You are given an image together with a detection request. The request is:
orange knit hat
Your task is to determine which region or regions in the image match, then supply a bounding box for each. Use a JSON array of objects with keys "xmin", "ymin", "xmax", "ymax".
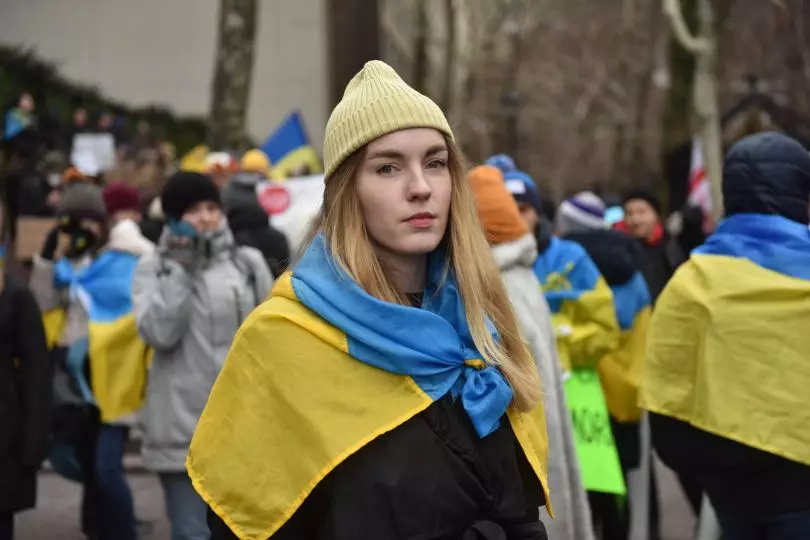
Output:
[{"xmin": 467, "ymin": 165, "xmax": 529, "ymax": 245}]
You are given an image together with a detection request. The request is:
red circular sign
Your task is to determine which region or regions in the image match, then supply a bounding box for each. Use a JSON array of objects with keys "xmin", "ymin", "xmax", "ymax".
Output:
[{"xmin": 258, "ymin": 183, "xmax": 292, "ymax": 215}]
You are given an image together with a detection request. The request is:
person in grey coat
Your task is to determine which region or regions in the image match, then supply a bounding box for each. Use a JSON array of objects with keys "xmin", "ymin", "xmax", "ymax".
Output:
[
  {"xmin": 469, "ymin": 165, "xmax": 595, "ymax": 540},
  {"xmin": 133, "ymin": 172, "xmax": 273, "ymax": 540}
]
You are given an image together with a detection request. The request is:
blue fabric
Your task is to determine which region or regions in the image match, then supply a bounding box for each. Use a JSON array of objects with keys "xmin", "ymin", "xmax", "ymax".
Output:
[
  {"xmin": 0, "ymin": 244, "xmax": 5, "ymax": 269},
  {"xmin": 291, "ymin": 233, "xmax": 512, "ymax": 438},
  {"xmin": 66, "ymin": 336, "xmax": 94, "ymax": 404},
  {"xmin": 3, "ymin": 108, "xmax": 31, "ymax": 140},
  {"xmin": 611, "ymin": 272, "xmax": 651, "ymax": 331},
  {"xmin": 694, "ymin": 214, "xmax": 810, "ymax": 281},
  {"xmin": 54, "ymin": 251, "xmax": 140, "ymax": 322},
  {"xmin": 95, "ymin": 425, "xmax": 137, "ymax": 540},
  {"xmin": 485, "ymin": 154, "xmax": 516, "ymax": 174},
  {"xmin": 259, "ymin": 110, "xmax": 314, "ymax": 164},
  {"xmin": 534, "ymin": 236, "xmax": 602, "ymax": 313}
]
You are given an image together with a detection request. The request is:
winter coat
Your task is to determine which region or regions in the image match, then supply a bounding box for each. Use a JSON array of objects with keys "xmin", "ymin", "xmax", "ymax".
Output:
[
  {"xmin": 228, "ymin": 204, "xmax": 290, "ymax": 279},
  {"xmin": 492, "ymin": 234, "xmax": 595, "ymax": 540},
  {"xmin": 29, "ymin": 220, "xmax": 155, "ymax": 425},
  {"xmin": 643, "ymin": 132, "xmax": 810, "ymax": 513},
  {"xmin": 221, "ymin": 171, "xmax": 265, "ymax": 214},
  {"xmin": 533, "ymin": 237, "xmax": 619, "ymax": 371},
  {"xmin": 133, "ymin": 223, "xmax": 273, "ymax": 472},
  {"xmin": 0, "ymin": 272, "xmax": 51, "ymax": 511},
  {"xmin": 565, "ymin": 230, "xmax": 652, "ymax": 423}
]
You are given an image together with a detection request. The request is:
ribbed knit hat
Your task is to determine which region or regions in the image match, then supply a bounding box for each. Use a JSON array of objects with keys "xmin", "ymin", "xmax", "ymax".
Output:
[
  {"xmin": 503, "ymin": 170, "xmax": 540, "ymax": 212},
  {"xmin": 468, "ymin": 165, "xmax": 529, "ymax": 245},
  {"xmin": 556, "ymin": 191, "xmax": 607, "ymax": 234},
  {"xmin": 102, "ymin": 182, "xmax": 141, "ymax": 216},
  {"xmin": 58, "ymin": 182, "xmax": 107, "ymax": 223},
  {"xmin": 161, "ymin": 171, "xmax": 221, "ymax": 222},
  {"xmin": 323, "ymin": 60, "xmax": 454, "ymax": 180}
]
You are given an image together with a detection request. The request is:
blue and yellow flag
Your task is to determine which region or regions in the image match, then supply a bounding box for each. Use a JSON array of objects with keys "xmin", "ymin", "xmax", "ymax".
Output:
[
  {"xmin": 534, "ymin": 237, "xmax": 619, "ymax": 370},
  {"xmin": 598, "ymin": 272, "xmax": 651, "ymax": 423},
  {"xmin": 642, "ymin": 213, "xmax": 810, "ymax": 467},
  {"xmin": 188, "ymin": 235, "xmax": 551, "ymax": 540},
  {"xmin": 53, "ymin": 251, "xmax": 150, "ymax": 423},
  {"xmin": 260, "ymin": 111, "xmax": 322, "ymax": 180}
]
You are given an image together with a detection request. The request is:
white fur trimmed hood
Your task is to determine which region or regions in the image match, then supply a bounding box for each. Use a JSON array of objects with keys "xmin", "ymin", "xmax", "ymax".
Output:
[{"xmin": 491, "ymin": 233, "xmax": 538, "ymax": 271}]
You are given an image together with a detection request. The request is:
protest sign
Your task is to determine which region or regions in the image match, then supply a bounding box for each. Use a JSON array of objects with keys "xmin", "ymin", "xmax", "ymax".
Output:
[{"xmin": 565, "ymin": 368, "xmax": 626, "ymax": 495}]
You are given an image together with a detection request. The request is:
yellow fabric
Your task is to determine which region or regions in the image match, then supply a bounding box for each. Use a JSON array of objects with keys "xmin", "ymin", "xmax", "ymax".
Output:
[
  {"xmin": 42, "ymin": 309, "xmax": 67, "ymax": 349},
  {"xmin": 269, "ymin": 145, "xmax": 322, "ymax": 180},
  {"xmin": 551, "ymin": 277, "xmax": 619, "ymax": 372},
  {"xmin": 641, "ymin": 255, "xmax": 810, "ymax": 466},
  {"xmin": 187, "ymin": 273, "xmax": 551, "ymax": 540},
  {"xmin": 467, "ymin": 165, "xmax": 529, "ymax": 245},
  {"xmin": 179, "ymin": 144, "xmax": 210, "ymax": 173},
  {"xmin": 240, "ymin": 149, "xmax": 272, "ymax": 178},
  {"xmin": 88, "ymin": 314, "xmax": 151, "ymax": 423},
  {"xmin": 323, "ymin": 60, "xmax": 454, "ymax": 180},
  {"xmin": 599, "ymin": 306, "xmax": 651, "ymax": 423}
]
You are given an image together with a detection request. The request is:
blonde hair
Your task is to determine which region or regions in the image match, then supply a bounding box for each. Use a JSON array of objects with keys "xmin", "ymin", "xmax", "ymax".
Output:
[{"xmin": 300, "ymin": 136, "xmax": 541, "ymax": 410}]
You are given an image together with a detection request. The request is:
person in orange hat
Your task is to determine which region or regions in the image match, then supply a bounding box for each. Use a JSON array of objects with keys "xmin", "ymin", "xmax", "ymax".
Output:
[{"xmin": 468, "ymin": 165, "xmax": 595, "ymax": 540}]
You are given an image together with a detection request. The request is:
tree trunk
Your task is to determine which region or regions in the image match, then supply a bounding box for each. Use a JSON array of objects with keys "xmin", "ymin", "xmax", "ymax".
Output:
[
  {"xmin": 441, "ymin": 0, "xmax": 457, "ymax": 112},
  {"xmin": 413, "ymin": 0, "xmax": 429, "ymax": 93},
  {"xmin": 207, "ymin": 0, "xmax": 259, "ymax": 151},
  {"xmin": 662, "ymin": 0, "xmax": 698, "ymax": 156},
  {"xmin": 327, "ymin": 0, "xmax": 380, "ymax": 108}
]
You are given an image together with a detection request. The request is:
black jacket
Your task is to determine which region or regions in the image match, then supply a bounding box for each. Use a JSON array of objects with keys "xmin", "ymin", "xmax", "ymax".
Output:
[
  {"xmin": 228, "ymin": 205, "xmax": 290, "ymax": 278},
  {"xmin": 564, "ymin": 229, "xmax": 642, "ymax": 287},
  {"xmin": 0, "ymin": 273, "xmax": 52, "ymax": 511},
  {"xmin": 209, "ymin": 396, "xmax": 548, "ymax": 540}
]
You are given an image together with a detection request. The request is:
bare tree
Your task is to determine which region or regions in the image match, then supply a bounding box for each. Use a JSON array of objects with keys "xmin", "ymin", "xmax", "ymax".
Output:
[
  {"xmin": 663, "ymin": 0, "xmax": 724, "ymax": 218},
  {"xmin": 207, "ymin": 0, "xmax": 259, "ymax": 151}
]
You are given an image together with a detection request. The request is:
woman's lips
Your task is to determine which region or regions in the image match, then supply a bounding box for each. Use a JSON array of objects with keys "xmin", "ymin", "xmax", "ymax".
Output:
[{"xmin": 405, "ymin": 213, "xmax": 436, "ymax": 228}]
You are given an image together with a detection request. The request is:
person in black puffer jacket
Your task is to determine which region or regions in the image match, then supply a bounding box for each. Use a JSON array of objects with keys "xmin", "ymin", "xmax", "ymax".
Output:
[{"xmin": 227, "ymin": 204, "xmax": 289, "ymax": 279}]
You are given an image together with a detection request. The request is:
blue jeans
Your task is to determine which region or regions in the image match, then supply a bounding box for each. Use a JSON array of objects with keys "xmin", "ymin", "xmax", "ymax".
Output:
[
  {"xmin": 95, "ymin": 424, "xmax": 137, "ymax": 540},
  {"xmin": 159, "ymin": 472, "xmax": 210, "ymax": 540}
]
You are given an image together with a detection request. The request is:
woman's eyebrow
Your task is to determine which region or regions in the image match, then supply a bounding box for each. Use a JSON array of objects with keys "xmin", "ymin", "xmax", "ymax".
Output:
[
  {"xmin": 424, "ymin": 145, "xmax": 448, "ymax": 157},
  {"xmin": 367, "ymin": 149, "xmax": 404, "ymax": 160}
]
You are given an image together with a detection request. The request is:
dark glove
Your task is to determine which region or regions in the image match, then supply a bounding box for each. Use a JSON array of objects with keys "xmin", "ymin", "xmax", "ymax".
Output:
[{"xmin": 40, "ymin": 226, "xmax": 61, "ymax": 260}]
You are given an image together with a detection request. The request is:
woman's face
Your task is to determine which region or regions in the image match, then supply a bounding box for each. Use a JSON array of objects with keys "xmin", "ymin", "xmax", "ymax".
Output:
[
  {"xmin": 19, "ymin": 93, "xmax": 34, "ymax": 112},
  {"xmin": 355, "ymin": 128, "xmax": 452, "ymax": 259},
  {"xmin": 182, "ymin": 201, "xmax": 222, "ymax": 234}
]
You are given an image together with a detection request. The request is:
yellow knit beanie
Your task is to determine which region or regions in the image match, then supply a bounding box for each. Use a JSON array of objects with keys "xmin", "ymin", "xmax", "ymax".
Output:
[{"xmin": 323, "ymin": 60, "xmax": 454, "ymax": 180}]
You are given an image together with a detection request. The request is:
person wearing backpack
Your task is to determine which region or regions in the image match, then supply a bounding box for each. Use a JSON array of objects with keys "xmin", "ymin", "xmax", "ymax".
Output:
[{"xmin": 132, "ymin": 171, "xmax": 272, "ymax": 540}]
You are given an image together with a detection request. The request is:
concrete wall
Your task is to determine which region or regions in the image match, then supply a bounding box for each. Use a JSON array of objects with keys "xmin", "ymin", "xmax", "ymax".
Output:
[{"xmin": 0, "ymin": 0, "xmax": 329, "ymax": 148}]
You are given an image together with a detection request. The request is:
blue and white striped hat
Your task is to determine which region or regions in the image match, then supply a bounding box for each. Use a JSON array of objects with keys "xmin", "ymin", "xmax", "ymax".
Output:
[{"xmin": 556, "ymin": 191, "xmax": 607, "ymax": 233}]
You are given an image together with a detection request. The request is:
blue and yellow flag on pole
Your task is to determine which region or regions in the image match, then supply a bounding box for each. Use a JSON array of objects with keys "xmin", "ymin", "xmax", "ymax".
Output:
[
  {"xmin": 260, "ymin": 111, "xmax": 322, "ymax": 180},
  {"xmin": 54, "ymin": 251, "xmax": 150, "ymax": 423},
  {"xmin": 642, "ymin": 213, "xmax": 810, "ymax": 467}
]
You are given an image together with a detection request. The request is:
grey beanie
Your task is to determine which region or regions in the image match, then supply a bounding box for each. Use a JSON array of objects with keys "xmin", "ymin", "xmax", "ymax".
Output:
[{"xmin": 58, "ymin": 182, "xmax": 107, "ymax": 223}]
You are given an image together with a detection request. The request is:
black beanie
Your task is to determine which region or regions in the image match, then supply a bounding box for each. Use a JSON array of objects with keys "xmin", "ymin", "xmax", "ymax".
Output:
[
  {"xmin": 622, "ymin": 188, "xmax": 661, "ymax": 216},
  {"xmin": 161, "ymin": 171, "xmax": 221, "ymax": 221}
]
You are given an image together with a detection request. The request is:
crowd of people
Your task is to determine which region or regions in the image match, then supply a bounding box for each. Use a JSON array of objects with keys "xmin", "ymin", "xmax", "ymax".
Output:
[{"xmin": 1, "ymin": 60, "xmax": 809, "ymax": 540}]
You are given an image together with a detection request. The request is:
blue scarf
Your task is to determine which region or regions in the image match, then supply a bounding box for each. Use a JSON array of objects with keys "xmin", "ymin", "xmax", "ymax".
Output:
[
  {"xmin": 695, "ymin": 213, "xmax": 810, "ymax": 281},
  {"xmin": 291, "ymin": 233, "xmax": 512, "ymax": 437}
]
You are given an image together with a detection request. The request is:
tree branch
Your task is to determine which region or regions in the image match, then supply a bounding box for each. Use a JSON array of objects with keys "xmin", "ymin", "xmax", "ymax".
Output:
[{"xmin": 663, "ymin": 0, "xmax": 710, "ymax": 54}]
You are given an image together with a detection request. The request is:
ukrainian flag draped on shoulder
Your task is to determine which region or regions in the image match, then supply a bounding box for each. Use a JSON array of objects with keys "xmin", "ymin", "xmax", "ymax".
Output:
[
  {"xmin": 534, "ymin": 236, "xmax": 619, "ymax": 370},
  {"xmin": 599, "ymin": 272, "xmax": 651, "ymax": 422},
  {"xmin": 642, "ymin": 213, "xmax": 810, "ymax": 467},
  {"xmin": 53, "ymin": 251, "xmax": 150, "ymax": 423},
  {"xmin": 188, "ymin": 233, "xmax": 551, "ymax": 540}
]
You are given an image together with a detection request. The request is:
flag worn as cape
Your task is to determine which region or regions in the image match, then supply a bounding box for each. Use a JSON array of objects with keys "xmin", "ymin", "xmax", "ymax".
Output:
[
  {"xmin": 188, "ymin": 235, "xmax": 551, "ymax": 540},
  {"xmin": 534, "ymin": 237, "xmax": 619, "ymax": 370},
  {"xmin": 641, "ymin": 213, "xmax": 810, "ymax": 467},
  {"xmin": 598, "ymin": 272, "xmax": 651, "ymax": 423},
  {"xmin": 52, "ymin": 251, "xmax": 150, "ymax": 423}
]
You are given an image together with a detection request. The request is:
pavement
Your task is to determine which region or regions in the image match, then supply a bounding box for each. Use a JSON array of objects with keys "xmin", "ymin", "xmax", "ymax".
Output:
[{"xmin": 15, "ymin": 457, "xmax": 697, "ymax": 540}]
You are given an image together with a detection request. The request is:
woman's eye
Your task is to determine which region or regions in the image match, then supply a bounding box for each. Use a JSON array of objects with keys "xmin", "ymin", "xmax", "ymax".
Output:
[
  {"xmin": 426, "ymin": 159, "xmax": 447, "ymax": 170},
  {"xmin": 377, "ymin": 164, "xmax": 395, "ymax": 175}
]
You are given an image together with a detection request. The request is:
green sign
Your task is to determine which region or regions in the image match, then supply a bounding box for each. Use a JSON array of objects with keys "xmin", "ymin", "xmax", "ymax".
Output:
[{"xmin": 564, "ymin": 369, "xmax": 626, "ymax": 495}]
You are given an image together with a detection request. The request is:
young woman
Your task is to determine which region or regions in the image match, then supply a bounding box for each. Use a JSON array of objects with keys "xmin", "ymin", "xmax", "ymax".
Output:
[
  {"xmin": 468, "ymin": 165, "xmax": 595, "ymax": 540},
  {"xmin": 0, "ymin": 200, "xmax": 51, "ymax": 540},
  {"xmin": 30, "ymin": 181, "xmax": 154, "ymax": 540},
  {"xmin": 189, "ymin": 61, "xmax": 552, "ymax": 540},
  {"xmin": 133, "ymin": 172, "xmax": 273, "ymax": 540}
]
